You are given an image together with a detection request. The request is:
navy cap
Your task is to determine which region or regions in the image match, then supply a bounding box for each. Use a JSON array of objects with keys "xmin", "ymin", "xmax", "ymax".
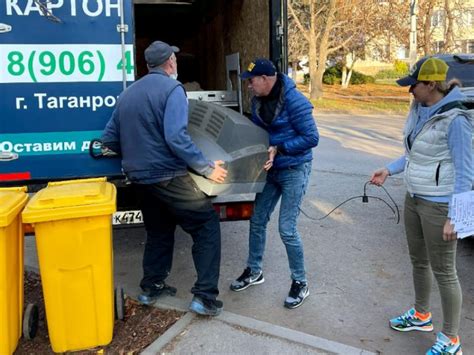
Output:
[
  {"xmin": 145, "ymin": 40, "xmax": 179, "ymax": 68},
  {"xmin": 241, "ymin": 58, "xmax": 277, "ymax": 79}
]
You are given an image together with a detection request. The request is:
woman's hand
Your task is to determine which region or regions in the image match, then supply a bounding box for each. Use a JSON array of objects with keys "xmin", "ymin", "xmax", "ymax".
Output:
[
  {"xmin": 370, "ymin": 168, "xmax": 390, "ymax": 186},
  {"xmin": 443, "ymin": 219, "xmax": 457, "ymax": 241}
]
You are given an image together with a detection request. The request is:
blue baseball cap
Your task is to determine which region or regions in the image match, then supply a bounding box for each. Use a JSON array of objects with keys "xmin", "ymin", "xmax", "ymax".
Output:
[{"xmin": 241, "ymin": 58, "xmax": 277, "ymax": 79}]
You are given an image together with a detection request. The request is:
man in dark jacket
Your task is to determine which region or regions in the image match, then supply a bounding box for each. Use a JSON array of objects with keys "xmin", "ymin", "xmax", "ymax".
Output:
[
  {"xmin": 101, "ymin": 40, "xmax": 227, "ymax": 316},
  {"xmin": 230, "ymin": 59, "xmax": 319, "ymax": 309}
]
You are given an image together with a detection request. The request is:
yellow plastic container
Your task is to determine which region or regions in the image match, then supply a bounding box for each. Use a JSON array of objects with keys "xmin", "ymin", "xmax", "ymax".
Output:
[
  {"xmin": 0, "ymin": 187, "xmax": 28, "ymax": 355},
  {"xmin": 22, "ymin": 178, "xmax": 116, "ymax": 353}
]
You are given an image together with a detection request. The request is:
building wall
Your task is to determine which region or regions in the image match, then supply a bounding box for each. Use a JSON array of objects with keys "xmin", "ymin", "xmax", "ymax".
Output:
[{"xmin": 356, "ymin": 1, "xmax": 474, "ymax": 75}]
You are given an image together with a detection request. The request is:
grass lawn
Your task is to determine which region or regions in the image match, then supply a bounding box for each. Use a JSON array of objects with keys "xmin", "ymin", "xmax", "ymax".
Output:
[{"xmin": 299, "ymin": 83, "xmax": 411, "ymax": 115}]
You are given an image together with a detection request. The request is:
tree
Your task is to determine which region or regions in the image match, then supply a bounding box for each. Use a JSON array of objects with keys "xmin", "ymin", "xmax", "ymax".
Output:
[
  {"xmin": 288, "ymin": 0, "xmax": 359, "ymax": 99},
  {"xmin": 337, "ymin": 0, "xmax": 395, "ymax": 88},
  {"xmin": 287, "ymin": 3, "xmax": 308, "ymax": 81},
  {"xmin": 389, "ymin": 0, "xmax": 468, "ymax": 56}
]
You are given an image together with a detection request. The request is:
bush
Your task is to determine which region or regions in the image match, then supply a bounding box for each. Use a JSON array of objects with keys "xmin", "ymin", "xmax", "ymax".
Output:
[
  {"xmin": 322, "ymin": 66, "xmax": 375, "ymax": 85},
  {"xmin": 375, "ymin": 60, "xmax": 409, "ymax": 80},
  {"xmin": 394, "ymin": 60, "xmax": 409, "ymax": 75},
  {"xmin": 303, "ymin": 73, "xmax": 310, "ymax": 85},
  {"xmin": 350, "ymin": 71, "xmax": 376, "ymax": 84},
  {"xmin": 322, "ymin": 66, "xmax": 341, "ymax": 85}
]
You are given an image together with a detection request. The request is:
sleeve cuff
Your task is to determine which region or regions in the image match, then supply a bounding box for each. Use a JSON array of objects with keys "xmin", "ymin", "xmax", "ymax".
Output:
[
  {"xmin": 203, "ymin": 161, "xmax": 215, "ymax": 178},
  {"xmin": 276, "ymin": 144, "xmax": 286, "ymax": 154}
]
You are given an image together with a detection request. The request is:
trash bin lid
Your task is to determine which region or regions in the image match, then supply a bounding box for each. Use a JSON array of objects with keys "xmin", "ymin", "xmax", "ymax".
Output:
[
  {"xmin": 0, "ymin": 187, "xmax": 28, "ymax": 227},
  {"xmin": 22, "ymin": 178, "xmax": 116, "ymax": 223}
]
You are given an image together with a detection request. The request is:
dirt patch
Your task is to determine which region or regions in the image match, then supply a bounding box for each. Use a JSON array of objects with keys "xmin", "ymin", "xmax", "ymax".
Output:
[
  {"xmin": 295, "ymin": 83, "xmax": 411, "ymax": 115},
  {"xmin": 321, "ymin": 83, "xmax": 409, "ymax": 98},
  {"xmin": 14, "ymin": 272, "xmax": 183, "ymax": 354}
]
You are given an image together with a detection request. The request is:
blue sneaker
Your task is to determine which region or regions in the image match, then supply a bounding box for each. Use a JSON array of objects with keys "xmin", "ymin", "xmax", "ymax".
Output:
[
  {"xmin": 426, "ymin": 332, "xmax": 462, "ymax": 355},
  {"xmin": 189, "ymin": 296, "xmax": 223, "ymax": 316},
  {"xmin": 138, "ymin": 282, "xmax": 177, "ymax": 306},
  {"xmin": 389, "ymin": 308, "xmax": 433, "ymax": 332}
]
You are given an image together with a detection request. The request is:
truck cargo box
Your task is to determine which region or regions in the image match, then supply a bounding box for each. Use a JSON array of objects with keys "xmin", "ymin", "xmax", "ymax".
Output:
[{"xmin": 0, "ymin": 0, "xmax": 287, "ymax": 194}]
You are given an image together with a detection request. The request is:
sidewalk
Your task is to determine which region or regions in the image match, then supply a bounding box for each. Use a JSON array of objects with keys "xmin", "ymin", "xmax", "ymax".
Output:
[
  {"xmin": 24, "ymin": 238, "xmax": 373, "ymax": 355},
  {"xmin": 141, "ymin": 295, "xmax": 375, "ymax": 355}
]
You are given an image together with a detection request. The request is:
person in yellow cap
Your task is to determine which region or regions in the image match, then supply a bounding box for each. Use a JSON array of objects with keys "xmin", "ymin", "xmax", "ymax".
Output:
[{"xmin": 370, "ymin": 57, "xmax": 473, "ymax": 354}]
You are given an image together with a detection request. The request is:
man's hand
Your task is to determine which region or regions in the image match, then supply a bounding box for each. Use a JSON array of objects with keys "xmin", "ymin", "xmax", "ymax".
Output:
[
  {"xmin": 370, "ymin": 168, "xmax": 390, "ymax": 186},
  {"xmin": 443, "ymin": 219, "xmax": 457, "ymax": 241},
  {"xmin": 208, "ymin": 160, "xmax": 228, "ymax": 183},
  {"xmin": 264, "ymin": 146, "xmax": 278, "ymax": 171}
]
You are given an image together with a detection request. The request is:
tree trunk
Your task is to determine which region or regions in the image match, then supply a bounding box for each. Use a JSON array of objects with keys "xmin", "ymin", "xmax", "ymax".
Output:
[
  {"xmin": 422, "ymin": 2, "xmax": 434, "ymax": 56},
  {"xmin": 341, "ymin": 66, "xmax": 347, "ymax": 87},
  {"xmin": 308, "ymin": 39, "xmax": 322, "ymax": 100},
  {"xmin": 444, "ymin": 0, "xmax": 455, "ymax": 52},
  {"xmin": 291, "ymin": 61, "xmax": 298, "ymax": 82},
  {"xmin": 342, "ymin": 68, "xmax": 354, "ymax": 89}
]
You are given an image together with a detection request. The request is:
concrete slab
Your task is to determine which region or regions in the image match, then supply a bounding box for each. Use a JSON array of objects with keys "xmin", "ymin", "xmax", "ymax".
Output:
[{"xmin": 143, "ymin": 303, "xmax": 373, "ymax": 355}]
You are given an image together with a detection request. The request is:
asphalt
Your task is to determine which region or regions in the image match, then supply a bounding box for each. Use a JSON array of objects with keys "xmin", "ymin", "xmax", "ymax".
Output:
[
  {"xmin": 23, "ymin": 113, "xmax": 474, "ymax": 354},
  {"xmin": 24, "ymin": 240, "xmax": 372, "ymax": 354}
]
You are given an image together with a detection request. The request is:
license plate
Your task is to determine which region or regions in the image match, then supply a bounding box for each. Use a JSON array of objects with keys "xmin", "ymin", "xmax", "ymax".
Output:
[{"xmin": 112, "ymin": 210, "xmax": 143, "ymax": 225}]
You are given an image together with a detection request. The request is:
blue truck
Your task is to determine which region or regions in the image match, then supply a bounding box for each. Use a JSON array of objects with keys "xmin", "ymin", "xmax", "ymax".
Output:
[{"xmin": 0, "ymin": 0, "xmax": 288, "ymax": 223}]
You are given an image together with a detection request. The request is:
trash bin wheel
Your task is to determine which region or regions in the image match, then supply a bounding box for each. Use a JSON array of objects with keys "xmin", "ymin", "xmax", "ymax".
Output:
[
  {"xmin": 23, "ymin": 303, "xmax": 39, "ymax": 340},
  {"xmin": 114, "ymin": 286, "xmax": 125, "ymax": 320}
]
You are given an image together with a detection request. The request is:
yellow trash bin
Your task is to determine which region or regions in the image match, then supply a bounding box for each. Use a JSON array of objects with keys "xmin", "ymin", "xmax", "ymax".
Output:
[
  {"xmin": 0, "ymin": 187, "xmax": 28, "ymax": 355},
  {"xmin": 22, "ymin": 178, "xmax": 117, "ymax": 353}
]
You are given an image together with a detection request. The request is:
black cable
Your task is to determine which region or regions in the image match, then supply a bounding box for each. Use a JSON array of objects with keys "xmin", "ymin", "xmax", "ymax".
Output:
[
  {"xmin": 365, "ymin": 181, "xmax": 401, "ymax": 224},
  {"xmin": 300, "ymin": 181, "xmax": 400, "ymax": 224}
]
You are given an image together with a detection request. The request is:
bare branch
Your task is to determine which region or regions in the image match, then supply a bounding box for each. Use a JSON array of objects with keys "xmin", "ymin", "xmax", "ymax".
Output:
[{"xmin": 288, "ymin": 0, "xmax": 311, "ymax": 43}]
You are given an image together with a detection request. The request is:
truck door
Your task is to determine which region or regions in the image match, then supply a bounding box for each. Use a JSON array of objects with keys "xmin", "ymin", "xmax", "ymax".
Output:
[
  {"xmin": 0, "ymin": 0, "xmax": 135, "ymax": 184},
  {"xmin": 270, "ymin": 0, "xmax": 288, "ymax": 73}
]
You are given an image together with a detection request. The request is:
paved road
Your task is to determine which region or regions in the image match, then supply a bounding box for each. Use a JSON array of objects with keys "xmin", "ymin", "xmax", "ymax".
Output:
[{"xmin": 28, "ymin": 113, "xmax": 471, "ymax": 354}]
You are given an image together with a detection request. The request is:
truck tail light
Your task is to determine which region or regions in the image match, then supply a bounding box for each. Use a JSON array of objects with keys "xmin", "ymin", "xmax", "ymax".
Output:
[
  {"xmin": 23, "ymin": 223, "xmax": 35, "ymax": 235},
  {"xmin": 214, "ymin": 202, "xmax": 254, "ymax": 221},
  {"xmin": 0, "ymin": 172, "xmax": 31, "ymax": 181}
]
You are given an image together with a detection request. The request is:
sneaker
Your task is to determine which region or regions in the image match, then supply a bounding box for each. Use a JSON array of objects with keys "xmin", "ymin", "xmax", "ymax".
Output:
[
  {"xmin": 426, "ymin": 332, "xmax": 462, "ymax": 355},
  {"xmin": 284, "ymin": 280, "xmax": 309, "ymax": 309},
  {"xmin": 389, "ymin": 308, "xmax": 433, "ymax": 332},
  {"xmin": 138, "ymin": 282, "xmax": 177, "ymax": 306},
  {"xmin": 230, "ymin": 267, "xmax": 264, "ymax": 292},
  {"xmin": 189, "ymin": 296, "xmax": 223, "ymax": 316}
]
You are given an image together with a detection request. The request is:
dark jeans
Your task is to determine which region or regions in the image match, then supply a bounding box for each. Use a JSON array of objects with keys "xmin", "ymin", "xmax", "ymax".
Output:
[{"xmin": 135, "ymin": 174, "xmax": 221, "ymax": 300}]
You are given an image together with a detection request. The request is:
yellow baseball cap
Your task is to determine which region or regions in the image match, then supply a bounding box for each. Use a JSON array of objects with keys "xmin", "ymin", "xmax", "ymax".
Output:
[{"xmin": 397, "ymin": 57, "xmax": 449, "ymax": 86}]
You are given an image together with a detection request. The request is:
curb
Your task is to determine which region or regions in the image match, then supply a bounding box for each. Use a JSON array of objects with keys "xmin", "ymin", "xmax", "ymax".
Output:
[
  {"xmin": 141, "ymin": 296, "xmax": 375, "ymax": 355},
  {"xmin": 141, "ymin": 312, "xmax": 196, "ymax": 355}
]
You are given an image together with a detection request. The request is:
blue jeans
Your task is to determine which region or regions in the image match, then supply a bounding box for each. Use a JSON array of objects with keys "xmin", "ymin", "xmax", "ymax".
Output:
[{"xmin": 247, "ymin": 161, "xmax": 312, "ymax": 282}]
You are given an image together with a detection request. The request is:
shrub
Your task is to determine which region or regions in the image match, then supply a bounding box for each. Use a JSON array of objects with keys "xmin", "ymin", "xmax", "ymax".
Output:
[
  {"xmin": 323, "ymin": 66, "xmax": 375, "ymax": 85},
  {"xmin": 375, "ymin": 60, "xmax": 409, "ymax": 80},
  {"xmin": 322, "ymin": 66, "xmax": 341, "ymax": 85},
  {"xmin": 350, "ymin": 71, "xmax": 376, "ymax": 84},
  {"xmin": 394, "ymin": 60, "xmax": 409, "ymax": 75},
  {"xmin": 303, "ymin": 73, "xmax": 310, "ymax": 85}
]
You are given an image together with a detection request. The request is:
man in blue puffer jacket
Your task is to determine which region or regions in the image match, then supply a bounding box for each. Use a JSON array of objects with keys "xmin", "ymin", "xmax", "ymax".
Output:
[{"xmin": 230, "ymin": 59, "xmax": 319, "ymax": 309}]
